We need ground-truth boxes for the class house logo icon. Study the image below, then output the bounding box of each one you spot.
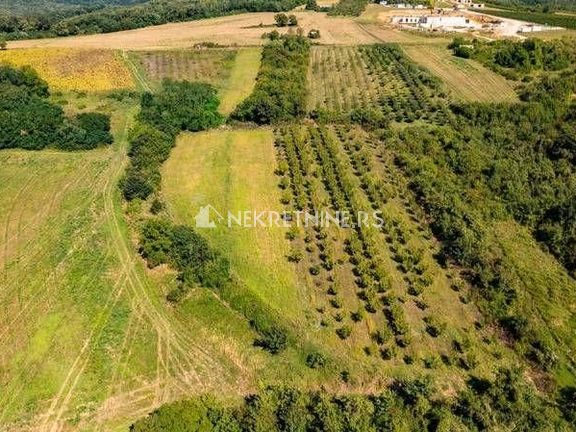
[195,205,224,228]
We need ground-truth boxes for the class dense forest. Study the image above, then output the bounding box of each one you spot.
[131,373,574,431]
[450,37,576,79]
[0,64,112,150]
[0,0,302,39]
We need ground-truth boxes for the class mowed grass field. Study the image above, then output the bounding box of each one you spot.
[403,45,519,103]
[0,48,135,92]
[162,129,306,322]
[0,97,274,432]
[219,48,262,115]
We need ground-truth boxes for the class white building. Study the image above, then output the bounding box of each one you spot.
[392,15,477,29]
[518,24,545,33]
[392,16,421,24]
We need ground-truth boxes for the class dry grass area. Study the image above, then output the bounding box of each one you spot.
[403,44,519,103]
[357,22,452,45]
[9,12,376,50]
[0,48,134,92]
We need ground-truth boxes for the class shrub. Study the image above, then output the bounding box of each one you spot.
[254,326,288,354]
[306,352,327,369]
[308,29,321,39]
[336,326,352,340]
[74,112,113,148]
[275,13,289,27]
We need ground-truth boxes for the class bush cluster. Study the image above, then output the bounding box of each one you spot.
[232,35,310,124]
[0,64,112,151]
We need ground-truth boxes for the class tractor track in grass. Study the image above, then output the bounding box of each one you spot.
[30,106,234,432]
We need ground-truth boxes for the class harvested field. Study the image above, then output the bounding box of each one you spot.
[8,12,377,50]
[403,44,519,103]
[0,48,134,92]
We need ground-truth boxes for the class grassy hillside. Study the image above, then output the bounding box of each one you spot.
[403,45,518,103]
[0,93,274,431]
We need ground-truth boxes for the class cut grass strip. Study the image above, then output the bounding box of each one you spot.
[403,44,519,103]
[219,48,262,115]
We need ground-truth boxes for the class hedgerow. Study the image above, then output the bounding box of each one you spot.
[232,36,310,124]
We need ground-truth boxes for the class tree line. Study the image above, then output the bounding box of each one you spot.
[131,369,574,431]
[0,0,302,40]
[0,64,112,150]
[232,35,310,124]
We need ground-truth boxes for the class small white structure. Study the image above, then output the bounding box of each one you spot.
[518,24,545,32]
[393,15,477,29]
[392,16,421,24]
[456,0,484,5]
[420,16,475,28]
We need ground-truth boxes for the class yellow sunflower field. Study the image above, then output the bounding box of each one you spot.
[0,48,135,92]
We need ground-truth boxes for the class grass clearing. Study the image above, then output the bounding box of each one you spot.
[162,129,305,322]
[0,48,135,92]
[403,44,519,103]
[219,48,262,115]
[0,95,273,432]
[492,221,576,385]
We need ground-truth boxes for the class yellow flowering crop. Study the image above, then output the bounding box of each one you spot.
[0,48,135,92]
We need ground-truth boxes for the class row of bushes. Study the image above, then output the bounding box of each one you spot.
[131,369,574,431]
[0,64,112,151]
[232,35,310,124]
[120,80,223,201]
[122,78,292,354]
